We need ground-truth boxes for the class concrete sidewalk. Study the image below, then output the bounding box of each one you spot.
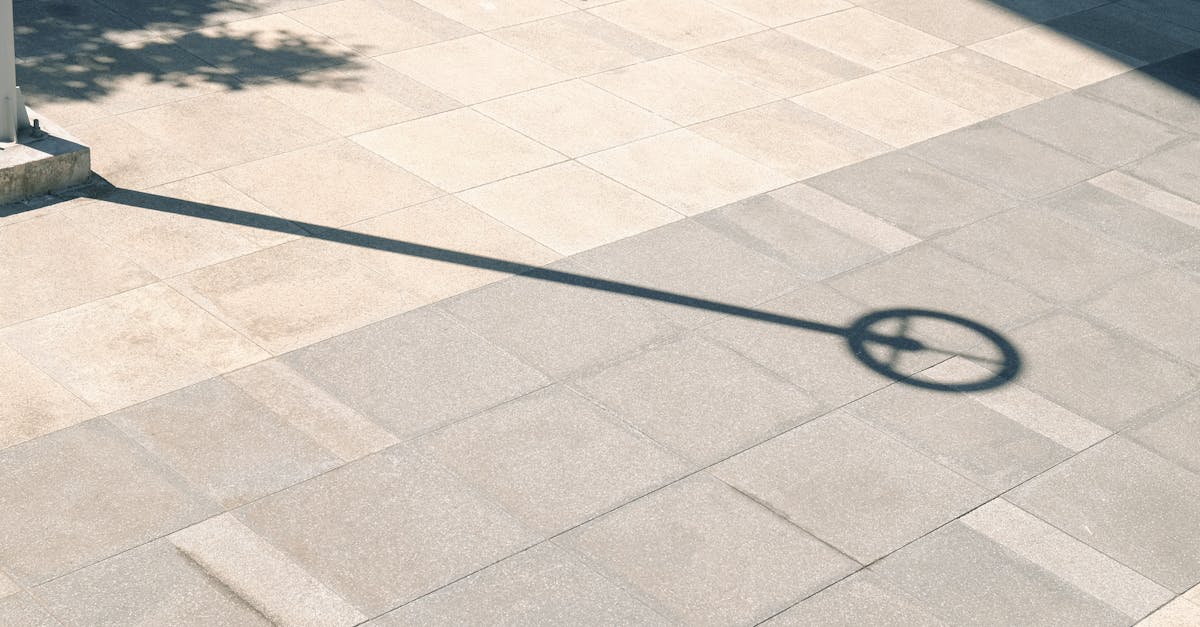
[3,0,1200,625]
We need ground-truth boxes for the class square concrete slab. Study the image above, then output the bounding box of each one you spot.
[282,307,549,439]
[1010,437,1200,593]
[368,543,667,625]
[970,24,1137,89]
[570,219,801,327]
[108,377,343,508]
[715,412,988,563]
[1131,395,1200,475]
[0,343,94,450]
[458,161,681,255]
[589,0,763,51]
[1040,182,1200,259]
[33,540,271,627]
[1125,139,1200,203]
[1009,313,1199,429]
[807,151,1014,237]
[285,0,471,56]
[491,11,672,76]
[574,335,821,465]
[0,420,216,585]
[1,283,268,413]
[439,260,683,379]
[780,8,954,70]
[1083,268,1200,365]
[352,108,565,192]
[908,121,1106,199]
[236,446,540,616]
[474,80,676,158]
[687,30,869,97]
[763,571,944,626]
[416,386,689,534]
[580,130,792,216]
[560,474,858,625]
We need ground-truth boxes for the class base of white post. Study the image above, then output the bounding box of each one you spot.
[0,106,90,205]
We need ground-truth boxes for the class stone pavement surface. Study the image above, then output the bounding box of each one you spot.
[3,0,1200,624]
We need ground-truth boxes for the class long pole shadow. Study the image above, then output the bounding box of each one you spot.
[86,185,1022,392]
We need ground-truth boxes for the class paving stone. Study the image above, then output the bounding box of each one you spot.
[1084,269,1200,365]
[1131,395,1200,476]
[687,30,869,97]
[1088,171,1200,233]
[589,0,763,51]
[934,205,1154,303]
[411,0,572,30]
[1040,182,1200,259]
[237,446,539,616]
[173,14,355,81]
[908,121,1106,199]
[34,540,272,627]
[990,0,1111,22]
[715,412,988,563]
[0,594,59,627]
[768,183,921,253]
[873,520,1131,627]
[780,8,953,71]
[66,116,206,190]
[560,474,858,625]
[574,335,820,465]
[1047,3,1200,63]
[440,260,683,379]
[705,0,849,27]
[0,420,216,585]
[1119,0,1200,31]
[108,378,343,508]
[999,93,1180,167]
[1138,597,1200,626]
[763,571,946,626]
[1125,139,1200,203]
[570,219,801,327]
[1011,437,1200,593]
[1083,70,1200,134]
[866,0,1029,45]
[970,24,1137,89]
[491,11,672,76]
[368,544,667,626]
[285,0,472,56]
[885,49,1049,118]
[807,151,1014,238]
[282,307,549,439]
[416,386,689,534]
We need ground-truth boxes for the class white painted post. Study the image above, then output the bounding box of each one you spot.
[0,0,19,143]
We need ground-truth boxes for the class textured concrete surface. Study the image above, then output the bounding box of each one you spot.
[3,0,1200,625]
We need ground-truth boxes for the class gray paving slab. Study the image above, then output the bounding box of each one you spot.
[0,420,217,585]
[439,260,684,379]
[1083,268,1200,365]
[415,386,689,535]
[1131,394,1200,475]
[1082,69,1200,134]
[1125,138,1200,203]
[281,307,550,440]
[1046,3,1200,63]
[714,412,988,563]
[0,594,58,627]
[1040,182,1200,259]
[907,121,1106,199]
[806,151,1015,238]
[933,205,1154,303]
[236,446,540,616]
[764,571,946,627]
[574,335,821,466]
[570,220,802,328]
[560,474,858,626]
[367,544,668,626]
[34,540,270,627]
[999,92,1181,167]
[1010,312,1199,429]
[1010,437,1200,593]
[108,377,343,509]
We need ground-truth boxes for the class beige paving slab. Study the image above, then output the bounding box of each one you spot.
[474,80,676,158]
[286,0,472,55]
[0,343,94,451]
[173,13,356,81]
[67,116,207,190]
[0,594,55,626]
[1,283,268,413]
[963,499,1173,620]
[0,211,154,327]
[590,0,764,51]
[1090,171,1200,231]
[225,360,399,462]
[63,174,300,279]
[587,54,775,125]
[687,30,869,97]
[934,46,1069,98]
[257,59,462,136]
[692,100,890,180]
[169,238,417,354]
[706,0,851,27]
[971,24,1140,89]
[376,34,567,104]
[352,107,565,191]
[332,195,561,301]
[1138,597,1200,626]
[119,89,338,171]
[411,0,573,30]
[771,183,922,253]
[217,138,443,227]
[580,129,793,215]
[781,7,954,70]
[886,49,1051,117]
[78,38,230,116]
[795,73,981,147]
[171,514,366,627]
[459,161,682,255]
[0,572,17,598]
[867,0,1032,45]
[491,11,672,76]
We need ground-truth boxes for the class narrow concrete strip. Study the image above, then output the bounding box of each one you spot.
[170,514,367,627]
[224,360,399,462]
[1089,171,1200,230]
[963,499,1173,620]
[926,358,1110,451]
[772,184,922,253]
